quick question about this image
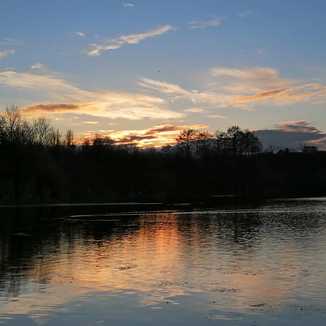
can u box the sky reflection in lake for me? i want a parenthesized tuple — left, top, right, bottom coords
(1, 200, 326, 325)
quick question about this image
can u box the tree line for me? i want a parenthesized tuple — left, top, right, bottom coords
(1, 107, 325, 204)
(0, 107, 262, 154)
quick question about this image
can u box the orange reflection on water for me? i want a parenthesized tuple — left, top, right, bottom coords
(1, 211, 325, 319)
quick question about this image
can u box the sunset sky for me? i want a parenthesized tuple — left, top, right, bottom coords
(1, 0, 326, 147)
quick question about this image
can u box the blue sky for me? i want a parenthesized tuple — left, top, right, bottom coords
(1, 0, 326, 146)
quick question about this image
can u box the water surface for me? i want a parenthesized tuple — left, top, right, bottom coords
(1, 199, 326, 325)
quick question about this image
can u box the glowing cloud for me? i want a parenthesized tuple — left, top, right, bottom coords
(140, 67, 326, 110)
(81, 123, 208, 147)
(184, 107, 205, 113)
(22, 97, 183, 121)
(139, 77, 235, 107)
(0, 70, 183, 120)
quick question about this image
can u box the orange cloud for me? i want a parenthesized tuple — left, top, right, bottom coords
(0, 70, 183, 120)
(81, 123, 208, 147)
(21, 98, 182, 121)
(0, 212, 316, 320)
(140, 67, 326, 110)
(22, 103, 79, 114)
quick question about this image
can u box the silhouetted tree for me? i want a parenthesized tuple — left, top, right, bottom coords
(216, 126, 262, 155)
(65, 129, 74, 147)
(92, 135, 114, 148)
(176, 129, 213, 157)
(32, 118, 57, 146)
(1, 107, 326, 204)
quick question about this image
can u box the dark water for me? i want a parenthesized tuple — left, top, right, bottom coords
(1, 199, 326, 325)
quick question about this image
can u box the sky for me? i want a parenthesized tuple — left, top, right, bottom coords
(1, 0, 326, 147)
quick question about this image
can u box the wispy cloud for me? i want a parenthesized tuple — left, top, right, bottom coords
(81, 123, 207, 147)
(189, 18, 223, 29)
(22, 104, 80, 114)
(212, 67, 326, 107)
(207, 114, 227, 119)
(184, 107, 205, 113)
(139, 78, 191, 97)
(140, 67, 326, 111)
(211, 67, 280, 81)
(0, 70, 89, 100)
(74, 31, 86, 37)
(30, 63, 47, 70)
(0, 49, 15, 60)
(23, 98, 182, 121)
(87, 25, 174, 56)
(83, 120, 99, 125)
(123, 2, 135, 8)
(139, 77, 235, 107)
(0, 70, 183, 121)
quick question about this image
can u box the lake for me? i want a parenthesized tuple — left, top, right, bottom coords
(1, 198, 326, 325)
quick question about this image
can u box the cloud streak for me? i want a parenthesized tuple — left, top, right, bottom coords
(0, 70, 90, 101)
(123, 2, 135, 7)
(0, 70, 183, 121)
(140, 67, 326, 110)
(87, 25, 174, 56)
(22, 98, 183, 121)
(189, 18, 223, 29)
(139, 77, 239, 108)
(30, 63, 47, 70)
(22, 104, 80, 114)
(74, 32, 86, 37)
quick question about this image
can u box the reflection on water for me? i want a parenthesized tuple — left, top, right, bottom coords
(1, 200, 326, 325)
